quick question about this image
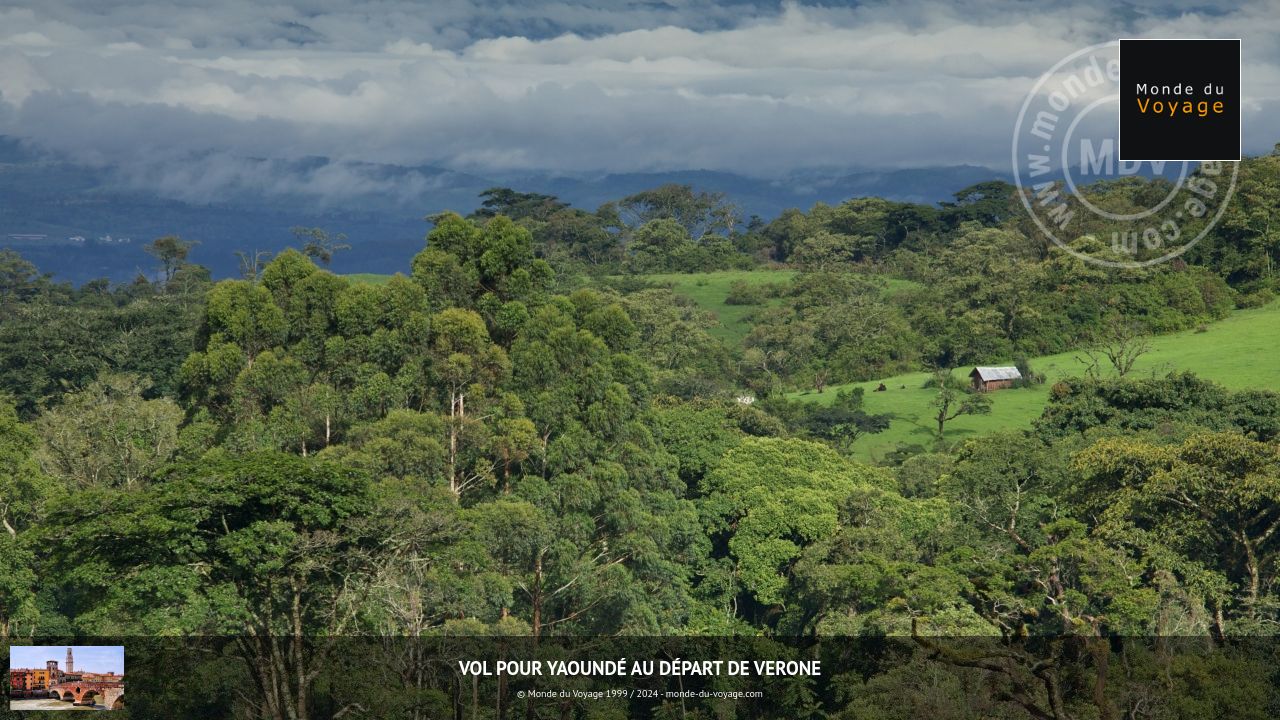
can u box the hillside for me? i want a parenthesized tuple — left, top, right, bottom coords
(793, 300, 1280, 462)
(635, 270, 795, 343)
(635, 270, 919, 345)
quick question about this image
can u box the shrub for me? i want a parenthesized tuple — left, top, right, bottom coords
(725, 280, 768, 306)
(1014, 356, 1045, 387)
(1238, 288, 1276, 309)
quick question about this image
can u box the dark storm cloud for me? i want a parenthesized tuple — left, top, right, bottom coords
(2, 0, 1278, 202)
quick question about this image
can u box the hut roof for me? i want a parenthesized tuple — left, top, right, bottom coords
(970, 366, 1022, 381)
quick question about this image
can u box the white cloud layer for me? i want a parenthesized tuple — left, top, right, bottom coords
(2, 0, 1278, 190)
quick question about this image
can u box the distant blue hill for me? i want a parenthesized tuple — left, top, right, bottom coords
(0, 137, 1007, 283)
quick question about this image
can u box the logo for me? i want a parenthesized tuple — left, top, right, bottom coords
(1119, 39, 1241, 162)
(1012, 41, 1238, 268)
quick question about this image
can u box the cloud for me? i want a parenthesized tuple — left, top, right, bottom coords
(1, 0, 1277, 203)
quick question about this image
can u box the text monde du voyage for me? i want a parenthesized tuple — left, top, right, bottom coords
(1134, 82, 1228, 117)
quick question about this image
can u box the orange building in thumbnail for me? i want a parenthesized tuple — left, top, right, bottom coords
(9, 668, 31, 695)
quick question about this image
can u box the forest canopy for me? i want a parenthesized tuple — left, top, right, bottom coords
(3, 158, 1280, 719)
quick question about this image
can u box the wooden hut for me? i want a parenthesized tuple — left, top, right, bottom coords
(969, 366, 1022, 392)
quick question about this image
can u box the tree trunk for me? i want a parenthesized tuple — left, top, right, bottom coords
(292, 582, 308, 720)
(1088, 638, 1117, 720)
(448, 391, 466, 498)
(1242, 533, 1261, 611)
(531, 552, 544, 639)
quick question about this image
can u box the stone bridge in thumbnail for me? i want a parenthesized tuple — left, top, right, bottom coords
(47, 681, 125, 709)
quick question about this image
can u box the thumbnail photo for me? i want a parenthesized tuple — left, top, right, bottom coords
(7, 647, 124, 711)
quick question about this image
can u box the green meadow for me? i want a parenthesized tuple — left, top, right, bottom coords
(792, 300, 1280, 463)
(639, 269, 919, 344)
(638, 270, 796, 343)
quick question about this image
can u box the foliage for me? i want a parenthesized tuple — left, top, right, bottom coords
(701, 437, 893, 609)
(0, 273, 204, 418)
(291, 226, 351, 266)
(36, 373, 183, 489)
(5, 166, 1280, 717)
(143, 234, 198, 282)
(1037, 372, 1280, 442)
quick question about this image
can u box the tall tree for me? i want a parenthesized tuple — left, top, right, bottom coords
(615, 184, 738, 238)
(50, 452, 375, 720)
(144, 235, 198, 282)
(0, 397, 49, 538)
(470, 187, 568, 222)
(701, 437, 894, 611)
(428, 308, 511, 499)
(291, 227, 351, 266)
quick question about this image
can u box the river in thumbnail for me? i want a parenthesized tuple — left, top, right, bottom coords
(8, 697, 106, 710)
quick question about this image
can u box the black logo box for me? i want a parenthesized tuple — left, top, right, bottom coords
(1119, 38, 1241, 161)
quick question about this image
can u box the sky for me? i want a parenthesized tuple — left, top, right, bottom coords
(8, 646, 125, 675)
(1, 0, 1278, 198)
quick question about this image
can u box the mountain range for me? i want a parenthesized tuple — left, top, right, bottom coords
(0, 136, 1005, 283)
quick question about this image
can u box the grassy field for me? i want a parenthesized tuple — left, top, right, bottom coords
(639, 270, 796, 343)
(791, 300, 1280, 463)
(639, 270, 919, 344)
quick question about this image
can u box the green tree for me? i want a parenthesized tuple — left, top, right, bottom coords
(796, 388, 892, 452)
(1036, 372, 1280, 442)
(0, 399, 48, 640)
(202, 279, 287, 362)
(470, 187, 568, 222)
(144, 235, 198, 282)
(626, 218, 694, 273)
(701, 437, 894, 610)
(429, 308, 511, 499)
(617, 288, 734, 396)
(615, 183, 738, 239)
(931, 370, 992, 440)
(791, 230, 864, 270)
(50, 452, 374, 719)
(939, 181, 1017, 227)
(291, 226, 351, 266)
(0, 397, 49, 536)
(413, 213, 553, 313)
(0, 532, 38, 640)
(36, 374, 183, 489)
(0, 249, 45, 307)
(1077, 432, 1280, 632)
(783, 483, 972, 636)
